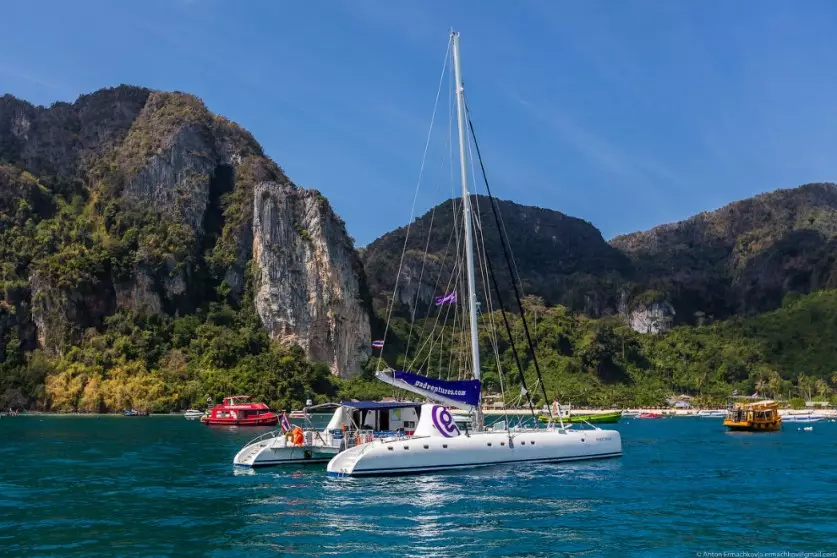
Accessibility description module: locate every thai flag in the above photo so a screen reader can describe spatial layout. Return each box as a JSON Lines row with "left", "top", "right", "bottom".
{"left": 434, "top": 291, "right": 457, "bottom": 305}
{"left": 280, "top": 412, "right": 292, "bottom": 433}
{"left": 372, "top": 340, "right": 385, "bottom": 349}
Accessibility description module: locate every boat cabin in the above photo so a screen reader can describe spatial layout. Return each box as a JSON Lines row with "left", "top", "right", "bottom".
{"left": 309, "top": 401, "right": 421, "bottom": 445}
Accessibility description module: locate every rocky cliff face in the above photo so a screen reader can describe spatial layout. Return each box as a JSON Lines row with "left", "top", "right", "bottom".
{"left": 0, "top": 86, "right": 371, "bottom": 377}
{"left": 252, "top": 183, "right": 371, "bottom": 375}
{"left": 365, "top": 183, "right": 837, "bottom": 333}
{"left": 612, "top": 183, "right": 837, "bottom": 321}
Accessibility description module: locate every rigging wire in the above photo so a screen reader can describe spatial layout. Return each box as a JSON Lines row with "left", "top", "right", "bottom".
{"left": 464, "top": 97, "right": 556, "bottom": 425}
{"left": 467, "top": 138, "right": 512, "bottom": 428}
{"left": 377, "top": 35, "right": 452, "bottom": 372}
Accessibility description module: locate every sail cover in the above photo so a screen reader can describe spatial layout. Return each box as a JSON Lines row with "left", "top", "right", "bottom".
{"left": 375, "top": 370, "right": 481, "bottom": 409}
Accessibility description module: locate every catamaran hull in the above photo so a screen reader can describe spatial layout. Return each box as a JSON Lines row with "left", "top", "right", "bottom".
{"left": 234, "top": 442, "right": 339, "bottom": 468}
{"left": 327, "top": 429, "right": 621, "bottom": 477}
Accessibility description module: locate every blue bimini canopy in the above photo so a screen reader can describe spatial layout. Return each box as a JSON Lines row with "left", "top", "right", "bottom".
{"left": 340, "top": 401, "right": 422, "bottom": 411}
{"left": 306, "top": 401, "right": 421, "bottom": 412}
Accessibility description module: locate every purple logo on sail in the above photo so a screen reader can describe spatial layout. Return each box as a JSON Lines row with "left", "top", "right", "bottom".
{"left": 431, "top": 405, "right": 460, "bottom": 438}
{"left": 434, "top": 291, "right": 457, "bottom": 306}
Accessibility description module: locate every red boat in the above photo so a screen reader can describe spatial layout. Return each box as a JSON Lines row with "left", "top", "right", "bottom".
{"left": 638, "top": 412, "right": 663, "bottom": 419}
{"left": 200, "top": 396, "right": 279, "bottom": 426}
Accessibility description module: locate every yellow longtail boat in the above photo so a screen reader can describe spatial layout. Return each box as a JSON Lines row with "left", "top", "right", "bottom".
{"left": 723, "top": 400, "right": 782, "bottom": 432}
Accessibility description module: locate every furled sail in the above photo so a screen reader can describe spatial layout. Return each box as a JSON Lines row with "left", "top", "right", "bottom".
{"left": 375, "top": 370, "right": 480, "bottom": 410}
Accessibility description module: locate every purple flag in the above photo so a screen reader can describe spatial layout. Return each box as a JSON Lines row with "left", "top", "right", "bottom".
{"left": 434, "top": 291, "right": 457, "bottom": 306}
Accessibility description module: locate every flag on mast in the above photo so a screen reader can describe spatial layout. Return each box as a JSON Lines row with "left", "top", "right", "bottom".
{"left": 434, "top": 291, "right": 457, "bottom": 305}
{"left": 371, "top": 340, "right": 385, "bottom": 349}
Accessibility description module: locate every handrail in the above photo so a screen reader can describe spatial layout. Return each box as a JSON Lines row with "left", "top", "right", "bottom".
{"left": 242, "top": 426, "right": 321, "bottom": 448}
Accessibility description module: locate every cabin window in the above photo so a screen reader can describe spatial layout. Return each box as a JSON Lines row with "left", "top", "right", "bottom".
{"left": 487, "top": 442, "right": 492, "bottom": 447}
{"left": 500, "top": 442, "right": 505, "bottom": 446}
{"left": 520, "top": 441, "right": 525, "bottom": 445}
{"left": 387, "top": 446, "right": 394, "bottom": 451}
{"left": 531, "top": 441, "right": 535, "bottom": 445}
{"left": 442, "top": 444, "right": 448, "bottom": 449}
{"left": 404, "top": 421, "right": 416, "bottom": 429}
{"left": 423, "top": 444, "right": 429, "bottom": 449}
{"left": 403, "top": 446, "right": 409, "bottom": 450}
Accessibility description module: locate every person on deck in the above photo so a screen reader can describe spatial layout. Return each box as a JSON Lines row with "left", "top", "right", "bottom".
{"left": 292, "top": 426, "right": 304, "bottom": 446}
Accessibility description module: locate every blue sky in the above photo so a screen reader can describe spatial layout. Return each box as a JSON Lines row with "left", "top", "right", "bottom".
{"left": 3, "top": 1, "right": 837, "bottom": 245}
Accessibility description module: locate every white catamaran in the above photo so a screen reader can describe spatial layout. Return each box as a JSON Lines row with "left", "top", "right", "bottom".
{"left": 327, "top": 31, "right": 622, "bottom": 478}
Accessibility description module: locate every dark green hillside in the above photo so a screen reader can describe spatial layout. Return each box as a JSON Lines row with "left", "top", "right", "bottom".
{"left": 362, "top": 195, "right": 631, "bottom": 316}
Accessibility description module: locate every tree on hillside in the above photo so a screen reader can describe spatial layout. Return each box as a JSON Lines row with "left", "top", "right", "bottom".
{"left": 815, "top": 378, "right": 830, "bottom": 401}
{"left": 797, "top": 375, "right": 815, "bottom": 403}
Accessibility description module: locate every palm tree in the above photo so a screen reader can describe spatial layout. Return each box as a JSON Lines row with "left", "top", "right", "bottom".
{"left": 815, "top": 378, "right": 830, "bottom": 400}
{"left": 767, "top": 371, "right": 782, "bottom": 399}
{"left": 755, "top": 378, "right": 767, "bottom": 397}
{"left": 797, "top": 375, "right": 815, "bottom": 403}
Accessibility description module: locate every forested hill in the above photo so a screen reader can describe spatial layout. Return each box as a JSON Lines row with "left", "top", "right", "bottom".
{"left": 611, "top": 182, "right": 837, "bottom": 321}
{"left": 364, "top": 183, "right": 837, "bottom": 328}
{"left": 361, "top": 195, "right": 631, "bottom": 316}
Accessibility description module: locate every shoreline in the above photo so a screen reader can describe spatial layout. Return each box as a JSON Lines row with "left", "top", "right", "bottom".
{"left": 6, "top": 407, "right": 837, "bottom": 418}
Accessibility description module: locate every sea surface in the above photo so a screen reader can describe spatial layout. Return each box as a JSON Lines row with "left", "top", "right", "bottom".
{"left": 1, "top": 415, "right": 835, "bottom": 557}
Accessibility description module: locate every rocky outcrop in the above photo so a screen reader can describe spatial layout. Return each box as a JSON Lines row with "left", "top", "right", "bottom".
{"left": 0, "top": 86, "right": 374, "bottom": 375}
{"left": 626, "top": 301, "right": 675, "bottom": 334}
{"left": 612, "top": 183, "right": 837, "bottom": 321}
{"left": 252, "top": 182, "right": 371, "bottom": 377}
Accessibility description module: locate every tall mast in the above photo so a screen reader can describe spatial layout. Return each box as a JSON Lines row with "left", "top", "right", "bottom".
{"left": 452, "top": 31, "right": 481, "bottom": 386}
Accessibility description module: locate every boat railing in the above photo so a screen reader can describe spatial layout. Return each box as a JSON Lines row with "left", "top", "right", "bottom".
{"left": 242, "top": 426, "right": 325, "bottom": 448}
{"left": 330, "top": 428, "right": 404, "bottom": 445}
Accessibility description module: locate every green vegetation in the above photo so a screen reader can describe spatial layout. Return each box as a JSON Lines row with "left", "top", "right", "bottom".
{"left": 344, "top": 291, "right": 837, "bottom": 408}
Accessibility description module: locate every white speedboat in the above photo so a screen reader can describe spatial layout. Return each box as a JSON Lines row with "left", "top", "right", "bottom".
{"left": 328, "top": 31, "right": 621, "bottom": 478}
{"left": 696, "top": 410, "right": 726, "bottom": 418}
{"left": 234, "top": 401, "right": 420, "bottom": 468}
{"left": 782, "top": 412, "right": 827, "bottom": 423}
{"left": 184, "top": 409, "right": 204, "bottom": 420}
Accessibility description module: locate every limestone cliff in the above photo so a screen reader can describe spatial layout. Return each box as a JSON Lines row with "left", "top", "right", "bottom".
{"left": 252, "top": 183, "right": 371, "bottom": 376}
{"left": 0, "top": 85, "right": 371, "bottom": 377}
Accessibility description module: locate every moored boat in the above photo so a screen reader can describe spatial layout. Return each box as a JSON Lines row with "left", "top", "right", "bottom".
{"left": 637, "top": 412, "right": 662, "bottom": 419}
{"left": 326, "top": 31, "right": 622, "bottom": 478}
{"left": 538, "top": 409, "right": 622, "bottom": 424}
{"left": 234, "top": 401, "right": 420, "bottom": 468}
{"left": 723, "top": 400, "right": 781, "bottom": 431}
{"left": 696, "top": 409, "right": 726, "bottom": 418}
{"left": 184, "top": 409, "right": 204, "bottom": 420}
{"left": 201, "top": 396, "right": 278, "bottom": 426}
{"left": 781, "top": 412, "right": 826, "bottom": 423}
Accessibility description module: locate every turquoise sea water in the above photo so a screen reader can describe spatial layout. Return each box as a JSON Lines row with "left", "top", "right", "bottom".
{"left": 1, "top": 415, "right": 835, "bottom": 557}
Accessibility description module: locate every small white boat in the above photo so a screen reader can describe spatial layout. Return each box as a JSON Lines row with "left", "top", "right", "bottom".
{"left": 621, "top": 410, "right": 640, "bottom": 418}
{"left": 696, "top": 410, "right": 726, "bottom": 418}
{"left": 184, "top": 409, "right": 204, "bottom": 420}
{"left": 289, "top": 410, "right": 308, "bottom": 419}
{"left": 234, "top": 401, "right": 420, "bottom": 468}
{"left": 782, "top": 412, "right": 827, "bottom": 423}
